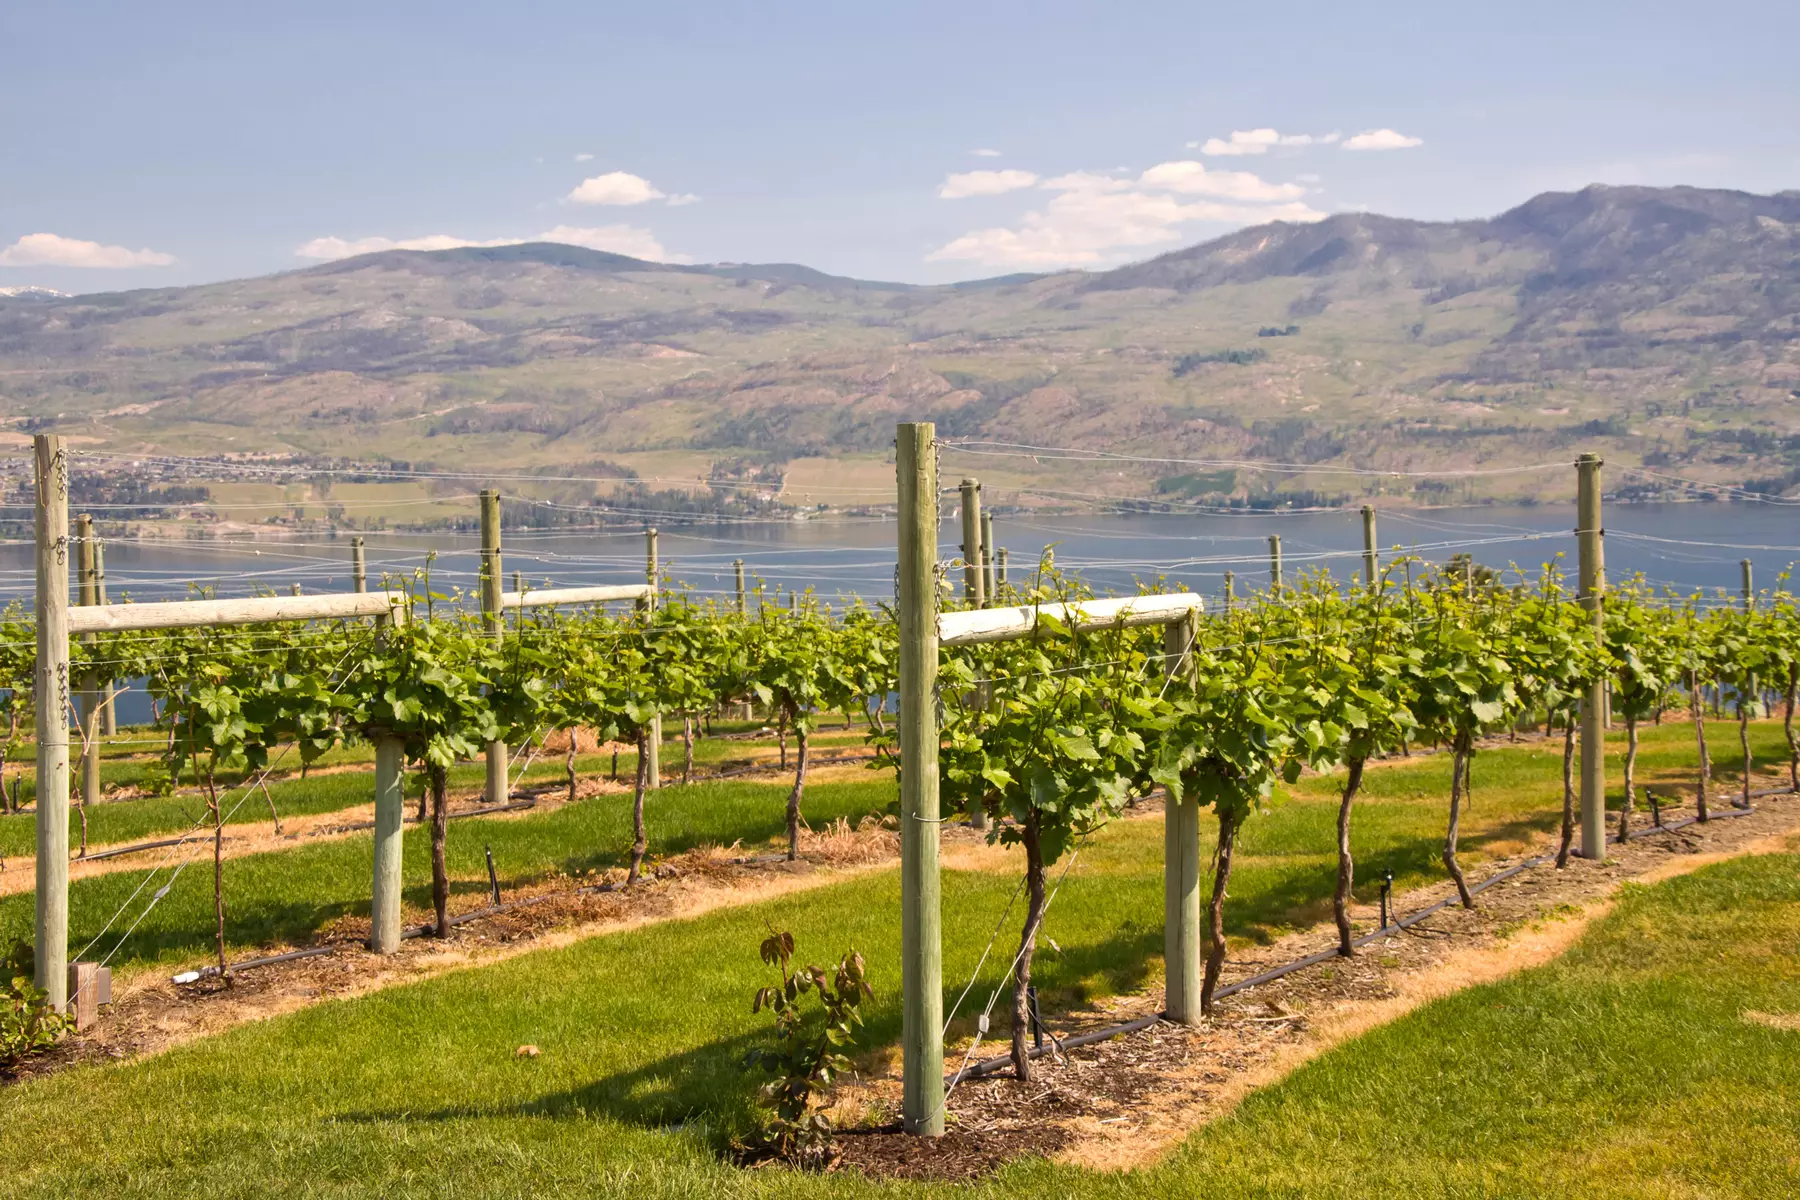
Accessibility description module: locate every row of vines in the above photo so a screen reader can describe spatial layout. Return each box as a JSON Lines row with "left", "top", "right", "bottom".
{"left": 3, "top": 559, "right": 1798, "bottom": 1083}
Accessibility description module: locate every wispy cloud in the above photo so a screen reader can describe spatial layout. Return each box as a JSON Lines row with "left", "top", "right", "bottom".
{"left": 0, "top": 232, "right": 175, "bottom": 268}
{"left": 969, "top": 148, "right": 1002, "bottom": 157}
{"left": 938, "top": 169, "right": 1039, "bottom": 199}
{"left": 1342, "top": 128, "right": 1423, "bottom": 151}
{"left": 295, "top": 225, "right": 689, "bottom": 264}
{"left": 927, "top": 169, "right": 1322, "bottom": 268}
{"left": 665, "top": 193, "right": 701, "bottom": 207}
{"left": 1189, "top": 128, "right": 1337, "bottom": 156}
{"left": 574, "top": 152, "right": 594, "bottom": 162}
{"left": 1138, "top": 161, "right": 1307, "bottom": 202}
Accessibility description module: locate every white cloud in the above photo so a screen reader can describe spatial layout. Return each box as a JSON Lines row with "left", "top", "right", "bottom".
{"left": 665, "top": 192, "right": 701, "bottom": 207}
{"left": 295, "top": 224, "right": 689, "bottom": 264}
{"left": 969, "top": 148, "right": 1002, "bottom": 157}
{"left": 0, "top": 232, "right": 175, "bottom": 269}
{"left": 927, "top": 170, "right": 1322, "bottom": 268}
{"left": 1342, "top": 128, "right": 1423, "bottom": 151}
{"left": 1188, "top": 128, "right": 1331, "bottom": 157}
{"left": 1296, "top": 173, "right": 1322, "bottom": 183}
{"left": 574, "top": 152, "right": 594, "bottom": 162}
{"left": 1138, "top": 160, "right": 1306, "bottom": 202}
{"left": 938, "top": 169, "right": 1039, "bottom": 199}
{"left": 566, "top": 171, "right": 666, "bottom": 205}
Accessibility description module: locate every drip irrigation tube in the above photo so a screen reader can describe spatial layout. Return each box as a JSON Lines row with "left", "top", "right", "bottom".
{"left": 81, "top": 833, "right": 215, "bottom": 862}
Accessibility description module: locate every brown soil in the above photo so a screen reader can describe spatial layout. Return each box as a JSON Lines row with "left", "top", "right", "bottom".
{"left": 829, "top": 789, "right": 1800, "bottom": 1182}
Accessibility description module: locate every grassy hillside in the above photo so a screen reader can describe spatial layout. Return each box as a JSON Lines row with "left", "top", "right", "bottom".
{"left": 4, "top": 185, "right": 1799, "bottom": 509}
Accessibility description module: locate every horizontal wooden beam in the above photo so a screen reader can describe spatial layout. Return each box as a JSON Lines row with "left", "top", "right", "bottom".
{"left": 938, "top": 593, "right": 1203, "bottom": 648}
{"left": 499, "top": 584, "right": 654, "bottom": 610}
{"left": 67, "top": 591, "right": 406, "bottom": 634}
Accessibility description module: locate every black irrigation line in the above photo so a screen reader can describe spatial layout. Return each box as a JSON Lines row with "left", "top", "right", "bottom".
{"left": 949, "top": 791, "right": 1792, "bottom": 1086}
{"left": 80, "top": 833, "right": 217, "bottom": 862}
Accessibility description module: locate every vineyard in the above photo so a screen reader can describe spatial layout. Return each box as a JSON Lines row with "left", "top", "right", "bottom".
{"left": 2, "top": 428, "right": 1800, "bottom": 1196}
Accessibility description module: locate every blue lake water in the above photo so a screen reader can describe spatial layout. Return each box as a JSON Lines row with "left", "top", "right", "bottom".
{"left": 3, "top": 502, "right": 1795, "bottom": 724}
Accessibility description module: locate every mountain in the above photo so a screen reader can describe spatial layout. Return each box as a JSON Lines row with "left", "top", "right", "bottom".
{"left": 3, "top": 185, "right": 1798, "bottom": 509}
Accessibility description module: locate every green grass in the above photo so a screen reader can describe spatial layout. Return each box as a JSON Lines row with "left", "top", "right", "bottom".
{"left": 0, "top": 776, "right": 898, "bottom": 978}
{"left": 2, "top": 815, "right": 1794, "bottom": 1197}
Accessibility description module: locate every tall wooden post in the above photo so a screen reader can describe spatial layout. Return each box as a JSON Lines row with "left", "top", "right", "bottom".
{"left": 1361, "top": 505, "right": 1377, "bottom": 588}
{"left": 734, "top": 559, "right": 747, "bottom": 614}
{"left": 980, "top": 511, "right": 995, "bottom": 608}
{"left": 1742, "top": 559, "right": 1753, "bottom": 611}
{"left": 1223, "top": 570, "right": 1234, "bottom": 615}
{"left": 351, "top": 536, "right": 367, "bottom": 593}
{"left": 94, "top": 535, "right": 115, "bottom": 735}
{"left": 1162, "top": 613, "right": 1201, "bottom": 1024}
{"left": 480, "top": 490, "right": 508, "bottom": 803}
{"left": 644, "top": 527, "right": 661, "bottom": 789}
{"left": 34, "top": 435, "right": 71, "bottom": 1010}
{"left": 959, "top": 478, "right": 984, "bottom": 608}
{"left": 1577, "top": 454, "right": 1606, "bottom": 861}
{"left": 995, "top": 546, "right": 1009, "bottom": 597}
{"left": 370, "top": 736, "right": 405, "bottom": 953}
{"left": 1268, "top": 535, "right": 1283, "bottom": 594}
{"left": 897, "top": 423, "right": 943, "bottom": 1137}
{"left": 75, "top": 514, "right": 100, "bottom": 815}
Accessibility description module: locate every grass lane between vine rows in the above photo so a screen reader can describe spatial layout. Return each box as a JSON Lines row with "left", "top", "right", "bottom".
{"left": 2, "top": 808, "right": 1795, "bottom": 1196}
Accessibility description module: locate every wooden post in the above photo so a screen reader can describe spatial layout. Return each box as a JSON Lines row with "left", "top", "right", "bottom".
{"left": 1162, "top": 613, "right": 1201, "bottom": 1024}
{"left": 995, "top": 546, "right": 1009, "bottom": 598}
{"left": 980, "top": 511, "right": 995, "bottom": 608}
{"left": 34, "top": 434, "right": 71, "bottom": 1010}
{"left": 94, "top": 536, "right": 115, "bottom": 736}
{"left": 897, "top": 423, "right": 943, "bottom": 1137}
{"left": 1268, "top": 535, "right": 1283, "bottom": 594}
{"left": 68, "top": 961, "right": 100, "bottom": 1031}
{"left": 351, "top": 536, "right": 367, "bottom": 593}
{"left": 734, "top": 559, "right": 746, "bottom": 614}
{"left": 959, "top": 478, "right": 984, "bottom": 608}
{"left": 1577, "top": 454, "right": 1606, "bottom": 861}
{"left": 370, "top": 736, "right": 405, "bottom": 953}
{"left": 644, "top": 527, "right": 661, "bottom": 789}
{"left": 1223, "top": 570, "right": 1234, "bottom": 615}
{"left": 480, "top": 489, "right": 508, "bottom": 803}
{"left": 1742, "top": 559, "right": 1753, "bottom": 611}
{"left": 1361, "top": 505, "right": 1377, "bottom": 588}
{"left": 75, "top": 514, "right": 100, "bottom": 816}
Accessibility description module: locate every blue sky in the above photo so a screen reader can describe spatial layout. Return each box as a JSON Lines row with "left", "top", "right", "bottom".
{"left": 3, "top": 0, "right": 1796, "bottom": 294}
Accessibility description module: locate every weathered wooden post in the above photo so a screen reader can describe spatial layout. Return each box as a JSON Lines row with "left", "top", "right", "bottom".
{"left": 370, "top": 731, "right": 406, "bottom": 953}
{"left": 1742, "top": 559, "right": 1753, "bottom": 611}
{"left": 734, "top": 559, "right": 747, "bottom": 614}
{"left": 1163, "top": 612, "right": 1201, "bottom": 1024}
{"left": 1577, "top": 454, "right": 1607, "bottom": 860}
{"left": 351, "top": 536, "right": 367, "bottom": 593}
{"left": 959, "top": 478, "right": 984, "bottom": 608}
{"left": 75, "top": 514, "right": 101, "bottom": 817}
{"left": 980, "top": 511, "right": 996, "bottom": 608}
{"left": 1223, "top": 569, "right": 1234, "bottom": 615}
{"left": 34, "top": 434, "right": 71, "bottom": 1010}
{"left": 479, "top": 489, "right": 508, "bottom": 804}
{"left": 995, "top": 546, "right": 1009, "bottom": 598}
{"left": 94, "top": 535, "right": 115, "bottom": 735}
{"left": 644, "top": 527, "right": 661, "bottom": 789}
{"left": 897, "top": 423, "right": 943, "bottom": 1136}
{"left": 1268, "top": 535, "right": 1283, "bottom": 594}
{"left": 1361, "top": 505, "right": 1377, "bottom": 588}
